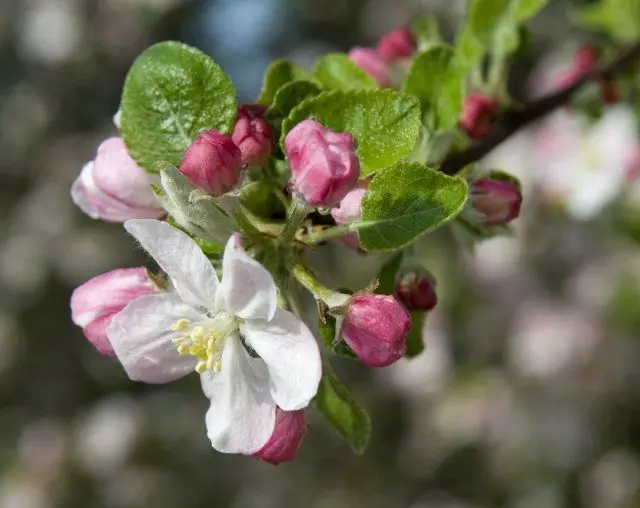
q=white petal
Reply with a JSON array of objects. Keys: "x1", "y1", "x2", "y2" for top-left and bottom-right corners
[
  {"x1": 125, "y1": 219, "x2": 219, "y2": 308},
  {"x1": 107, "y1": 293, "x2": 207, "y2": 383},
  {"x1": 201, "y1": 336, "x2": 276, "y2": 454},
  {"x1": 241, "y1": 309, "x2": 321, "y2": 411},
  {"x1": 215, "y1": 235, "x2": 277, "y2": 320}
]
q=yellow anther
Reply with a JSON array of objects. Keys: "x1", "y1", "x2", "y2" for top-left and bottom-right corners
[
  {"x1": 195, "y1": 361, "x2": 207, "y2": 374},
  {"x1": 191, "y1": 326, "x2": 205, "y2": 339},
  {"x1": 177, "y1": 344, "x2": 190, "y2": 355},
  {"x1": 171, "y1": 318, "x2": 191, "y2": 332}
]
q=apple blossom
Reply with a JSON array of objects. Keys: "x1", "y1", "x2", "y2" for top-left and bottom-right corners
[
  {"x1": 231, "y1": 105, "x2": 274, "y2": 167},
  {"x1": 470, "y1": 178, "x2": 523, "y2": 226},
  {"x1": 71, "y1": 267, "x2": 160, "y2": 357},
  {"x1": 71, "y1": 137, "x2": 164, "y2": 222},
  {"x1": 376, "y1": 27, "x2": 417, "y2": 63},
  {"x1": 106, "y1": 219, "x2": 322, "y2": 455}
]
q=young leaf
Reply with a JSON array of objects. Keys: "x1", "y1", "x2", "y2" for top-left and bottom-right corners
[
  {"x1": 315, "y1": 363, "x2": 371, "y2": 454},
  {"x1": 406, "y1": 311, "x2": 426, "y2": 357},
  {"x1": 411, "y1": 14, "x2": 443, "y2": 50},
  {"x1": 376, "y1": 253, "x2": 403, "y2": 295},
  {"x1": 120, "y1": 41, "x2": 237, "y2": 173},
  {"x1": 313, "y1": 53, "x2": 378, "y2": 90},
  {"x1": 403, "y1": 46, "x2": 464, "y2": 132},
  {"x1": 282, "y1": 90, "x2": 421, "y2": 176},
  {"x1": 356, "y1": 162, "x2": 468, "y2": 251},
  {"x1": 269, "y1": 80, "x2": 322, "y2": 120},
  {"x1": 256, "y1": 60, "x2": 310, "y2": 107},
  {"x1": 577, "y1": 0, "x2": 640, "y2": 42}
]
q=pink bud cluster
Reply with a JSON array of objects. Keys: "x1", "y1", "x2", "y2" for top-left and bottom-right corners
[
  {"x1": 556, "y1": 45, "x2": 619, "y2": 104},
  {"x1": 395, "y1": 271, "x2": 438, "y2": 312},
  {"x1": 460, "y1": 94, "x2": 498, "y2": 139},
  {"x1": 179, "y1": 105, "x2": 275, "y2": 196},
  {"x1": 348, "y1": 26, "x2": 417, "y2": 87}
]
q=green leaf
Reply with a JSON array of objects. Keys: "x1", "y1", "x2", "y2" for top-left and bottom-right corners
[
  {"x1": 315, "y1": 363, "x2": 371, "y2": 454},
  {"x1": 576, "y1": 0, "x2": 640, "y2": 42},
  {"x1": 406, "y1": 311, "x2": 426, "y2": 357},
  {"x1": 282, "y1": 90, "x2": 421, "y2": 176},
  {"x1": 411, "y1": 14, "x2": 443, "y2": 50},
  {"x1": 458, "y1": 0, "x2": 550, "y2": 66},
  {"x1": 376, "y1": 253, "x2": 403, "y2": 294},
  {"x1": 403, "y1": 46, "x2": 464, "y2": 132},
  {"x1": 256, "y1": 60, "x2": 310, "y2": 107},
  {"x1": 120, "y1": 41, "x2": 237, "y2": 173},
  {"x1": 356, "y1": 162, "x2": 468, "y2": 251},
  {"x1": 269, "y1": 81, "x2": 322, "y2": 120},
  {"x1": 318, "y1": 313, "x2": 358, "y2": 360},
  {"x1": 239, "y1": 180, "x2": 286, "y2": 219},
  {"x1": 312, "y1": 53, "x2": 378, "y2": 90}
]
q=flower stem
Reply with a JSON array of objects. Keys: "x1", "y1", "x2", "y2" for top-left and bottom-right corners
[
  {"x1": 280, "y1": 198, "x2": 310, "y2": 245},
  {"x1": 292, "y1": 262, "x2": 349, "y2": 309},
  {"x1": 297, "y1": 224, "x2": 354, "y2": 244}
]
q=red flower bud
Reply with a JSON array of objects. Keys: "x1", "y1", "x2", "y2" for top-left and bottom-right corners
[
  {"x1": 285, "y1": 119, "x2": 360, "y2": 207},
  {"x1": 179, "y1": 130, "x2": 242, "y2": 196},
  {"x1": 341, "y1": 294, "x2": 411, "y2": 367},
  {"x1": 330, "y1": 180, "x2": 369, "y2": 250},
  {"x1": 71, "y1": 268, "x2": 160, "y2": 356},
  {"x1": 573, "y1": 45, "x2": 599, "y2": 73},
  {"x1": 376, "y1": 27, "x2": 417, "y2": 63},
  {"x1": 395, "y1": 271, "x2": 437, "y2": 311},
  {"x1": 231, "y1": 105, "x2": 275, "y2": 167},
  {"x1": 348, "y1": 47, "x2": 391, "y2": 87},
  {"x1": 460, "y1": 94, "x2": 497, "y2": 139},
  {"x1": 253, "y1": 408, "x2": 307, "y2": 465},
  {"x1": 470, "y1": 178, "x2": 522, "y2": 226}
]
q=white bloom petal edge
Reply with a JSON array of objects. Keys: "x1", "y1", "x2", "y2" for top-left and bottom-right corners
[
  {"x1": 241, "y1": 309, "x2": 322, "y2": 411},
  {"x1": 201, "y1": 337, "x2": 276, "y2": 454},
  {"x1": 125, "y1": 219, "x2": 219, "y2": 308}
]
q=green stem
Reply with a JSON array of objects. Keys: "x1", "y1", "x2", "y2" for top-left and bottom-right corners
[
  {"x1": 280, "y1": 199, "x2": 310, "y2": 245},
  {"x1": 297, "y1": 224, "x2": 354, "y2": 244},
  {"x1": 292, "y1": 262, "x2": 349, "y2": 308}
]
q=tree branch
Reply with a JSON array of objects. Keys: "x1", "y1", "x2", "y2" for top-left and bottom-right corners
[{"x1": 439, "y1": 41, "x2": 640, "y2": 176}]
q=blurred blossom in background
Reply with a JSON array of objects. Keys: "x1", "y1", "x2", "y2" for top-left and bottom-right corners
[{"x1": 2, "y1": 0, "x2": 640, "y2": 507}]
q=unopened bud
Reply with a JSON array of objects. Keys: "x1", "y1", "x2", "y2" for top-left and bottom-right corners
[
  {"x1": 395, "y1": 271, "x2": 437, "y2": 311},
  {"x1": 330, "y1": 180, "x2": 369, "y2": 250},
  {"x1": 71, "y1": 268, "x2": 160, "y2": 356},
  {"x1": 71, "y1": 137, "x2": 164, "y2": 222},
  {"x1": 285, "y1": 119, "x2": 360, "y2": 207},
  {"x1": 460, "y1": 94, "x2": 498, "y2": 139},
  {"x1": 341, "y1": 294, "x2": 411, "y2": 367},
  {"x1": 231, "y1": 105, "x2": 275, "y2": 166},
  {"x1": 376, "y1": 27, "x2": 417, "y2": 63},
  {"x1": 179, "y1": 130, "x2": 242, "y2": 196},
  {"x1": 253, "y1": 408, "x2": 307, "y2": 465},
  {"x1": 470, "y1": 178, "x2": 522, "y2": 226},
  {"x1": 348, "y1": 47, "x2": 391, "y2": 87}
]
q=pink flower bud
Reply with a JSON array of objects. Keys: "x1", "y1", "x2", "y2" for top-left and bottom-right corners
[
  {"x1": 573, "y1": 45, "x2": 599, "y2": 73},
  {"x1": 376, "y1": 27, "x2": 417, "y2": 63},
  {"x1": 71, "y1": 137, "x2": 164, "y2": 222},
  {"x1": 231, "y1": 105, "x2": 275, "y2": 167},
  {"x1": 330, "y1": 180, "x2": 369, "y2": 250},
  {"x1": 395, "y1": 271, "x2": 437, "y2": 311},
  {"x1": 285, "y1": 119, "x2": 360, "y2": 207},
  {"x1": 341, "y1": 294, "x2": 411, "y2": 367},
  {"x1": 470, "y1": 178, "x2": 522, "y2": 226},
  {"x1": 348, "y1": 47, "x2": 391, "y2": 87},
  {"x1": 178, "y1": 130, "x2": 242, "y2": 196},
  {"x1": 71, "y1": 268, "x2": 160, "y2": 356},
  {"x1": 460, "y1": 94, "x2": 497, "y2": 139},
  {"x1": 253, "y1": 408, "x2": 307, "y2": 465}
]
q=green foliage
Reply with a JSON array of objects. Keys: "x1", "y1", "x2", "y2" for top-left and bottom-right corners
[
  {"x1": 313, "y1": 53, "x2": 378, "y2": 90},
  {"x1": 120, "y1": 41, "x2": 237, "y2": 173},
  {"x1": 239, "y1": 181, "x2": 286, "y2": 219},
  {"x1": 458, "y1": 0, "x2": 550, "y2": 67},
  {"x1": 356, "y1": 162, "x2": 469, "y2": 251},
  {"x1": 577, "y1": 0, "x2": 640, "y2": 42},
  {"x1": 269, "y1": 81, "x2": 322, "y2": 121},
  {"x1": 406, "y1": 311, "x2": 426, "y2": 357},
  {"x1": 315, "y1": 363, "x2": 371, "y2": 454},
  {"x1": 403, "y1": 46, "x2": 464, "y2": 132},
  {"x1": 256, "y1": 60, "x2": 310, "y2": 107},
  {"x1": 411, "y1": 14, "x2": 443, "y2": 50},
  {"x1": 282, "y1": 89, "x2": 422, "y2": 175},
  {"x1": 376, "y1": 253, "x2": 403, "y2": 295}
]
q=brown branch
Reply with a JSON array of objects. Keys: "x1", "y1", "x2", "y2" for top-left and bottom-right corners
[{"x1": 439, "y1": 41, "x2": 640, "y2": 176}]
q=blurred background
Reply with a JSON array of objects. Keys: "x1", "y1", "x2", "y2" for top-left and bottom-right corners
[{"x1": 2, "y1": 0, "x2": 640, "y2": 507}]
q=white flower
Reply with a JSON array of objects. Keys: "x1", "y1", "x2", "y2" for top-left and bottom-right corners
[
  {"x1": 106, "y1": 219, "x2": 322, "y2": 455},
  {"x1": 536, "y1": 107, "x2": 639, "y2": 220}
]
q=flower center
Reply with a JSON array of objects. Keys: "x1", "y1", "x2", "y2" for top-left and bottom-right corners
[
  {"x1": 580, "y1": 143, "x2": 601, "y2": 171},
  {"x1": 171, "y1": 313, "x2": 238, "y2": 374}
]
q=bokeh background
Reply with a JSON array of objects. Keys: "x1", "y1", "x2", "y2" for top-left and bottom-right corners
[{"x1": 2, "y1": 0, "x2": 640, "y2": 507}]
